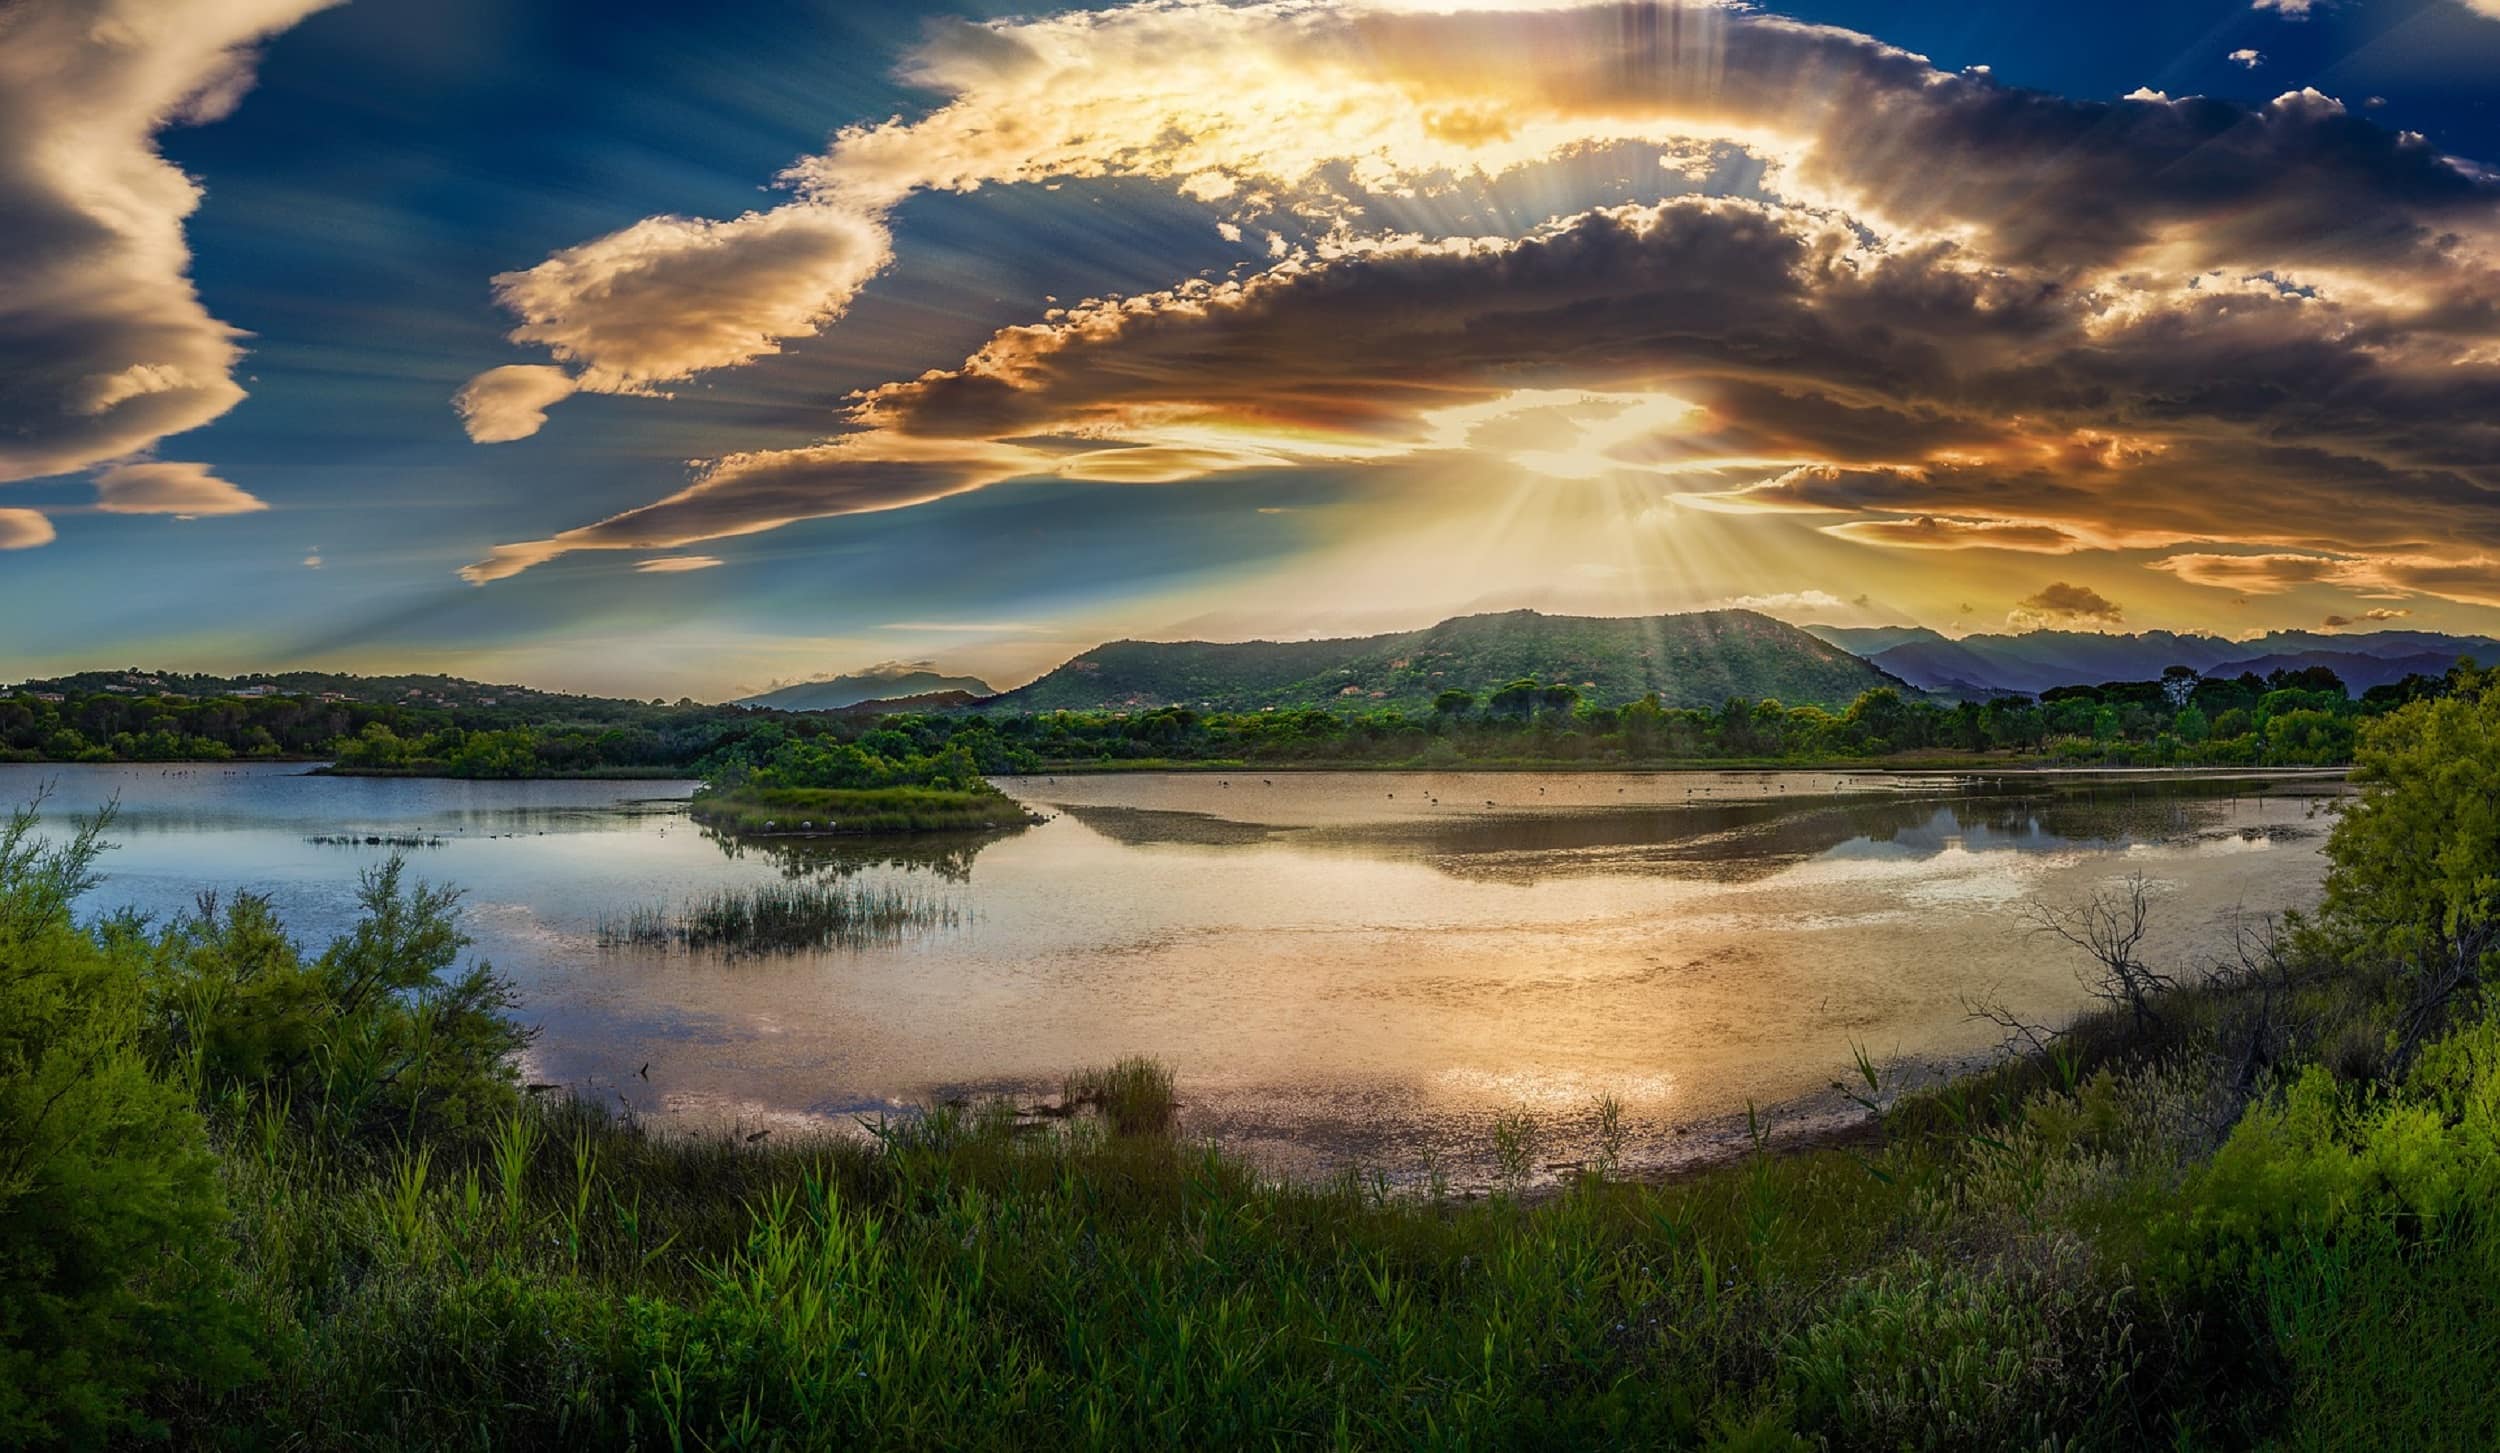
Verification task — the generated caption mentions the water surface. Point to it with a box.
[10,762,2344,1182]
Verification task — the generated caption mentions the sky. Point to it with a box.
[5,0,2500,700]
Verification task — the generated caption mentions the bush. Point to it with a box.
[149,858,531,1150]
[0,804,251,1446]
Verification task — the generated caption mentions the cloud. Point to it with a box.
[2252,0,2317,15]
[2147,551,2368,593]
[2323,613,2353,627]
[462,1,2500,438]
[634,555,725,573]
[1714,589,1852,614]
[302,551,322,568]
[458,1,2500,605]
[0,0,336,483]
[2228,48,2264,69]
[2013,582,2125,627]
[0,509,56,551]
[460,434,1029,582]
[451,206,892,438]
[454,365,579,444]
[2362,606,2413,620]
[92,459,268,516]
[1820,515,2089,554]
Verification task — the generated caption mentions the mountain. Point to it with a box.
[1802,625,2500,697]
[1802,625,1952,657]
[817,689,992,717]
[2205,648,2500,694]
[740,667,995,713]
[985,609,1907,713]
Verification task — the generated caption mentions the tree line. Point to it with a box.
[3,659,2470,780]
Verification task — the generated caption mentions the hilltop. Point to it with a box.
[739,665,995,713]
[985,609,1906,713]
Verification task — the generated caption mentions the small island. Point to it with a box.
[689,734,1040,836]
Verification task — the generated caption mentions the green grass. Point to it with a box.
[1061,1056,1179,1136]
[45,938,2500,1451]
[596,879,961,954]
[689,783,1039,835]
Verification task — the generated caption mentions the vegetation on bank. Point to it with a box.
[7,669,2500,1445]
[8,653,2467,782]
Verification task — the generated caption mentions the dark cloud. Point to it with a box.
[0,1,336,485]
[462,3,2500,592]
[2016,581,2126,625]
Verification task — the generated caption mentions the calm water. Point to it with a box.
[11,763,2345,1182]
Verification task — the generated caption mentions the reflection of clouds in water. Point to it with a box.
[15,761,2348,1186]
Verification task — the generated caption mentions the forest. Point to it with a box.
[1,659,2458,784]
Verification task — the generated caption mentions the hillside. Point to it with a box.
[7,666,603,710]
[1804,625,2500,697]
[987,609,1906,713]
[741,666,994,712]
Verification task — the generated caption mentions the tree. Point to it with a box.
[2160,664,2201,709]
[2028,872,2174,1031]
[2320,667,2500,1071]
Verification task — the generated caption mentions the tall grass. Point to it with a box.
[596,879,961,954]
[1060,1056,1178,1136]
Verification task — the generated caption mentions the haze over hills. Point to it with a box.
[738,664,995,713]
[984,609,1906,713]
[1804,626,2500,698]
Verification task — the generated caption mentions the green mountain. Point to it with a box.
[987,609,1907,713]
[740,667,995,712]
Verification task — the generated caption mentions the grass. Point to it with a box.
[689,783,1040,835]
[163,1017,2437,1451]
[1060,1056,1179,1136]
[53,936,2500,1450]
[596,879,961,953]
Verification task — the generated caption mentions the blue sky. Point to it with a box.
[6,0,2500,697]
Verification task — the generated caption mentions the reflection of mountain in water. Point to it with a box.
[1053,776,2343,886]
[701,826,999,884]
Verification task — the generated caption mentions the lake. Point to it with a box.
[10,762,2346,1183]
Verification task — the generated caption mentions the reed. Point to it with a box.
[1061,1056,1179,1136]
[596,878,960,953]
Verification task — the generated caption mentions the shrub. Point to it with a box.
[0,804,251,1446]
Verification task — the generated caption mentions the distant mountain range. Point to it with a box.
[1803,625,2500,697]
[739,666,995,713]
[983,609,1905,713]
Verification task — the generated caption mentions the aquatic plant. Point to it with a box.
[304,832,448,848]
[1060,1056,1178,1137]
[595,879,960,954]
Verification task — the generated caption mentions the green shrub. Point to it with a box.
[0,804,251,1446]
[1783,1251,2144,1449]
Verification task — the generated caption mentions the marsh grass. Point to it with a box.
[596,879,961,954]
[1059,1056,1178,1136]
[304,832,447,848]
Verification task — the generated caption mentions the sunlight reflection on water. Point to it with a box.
[12,761,2346,1184]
